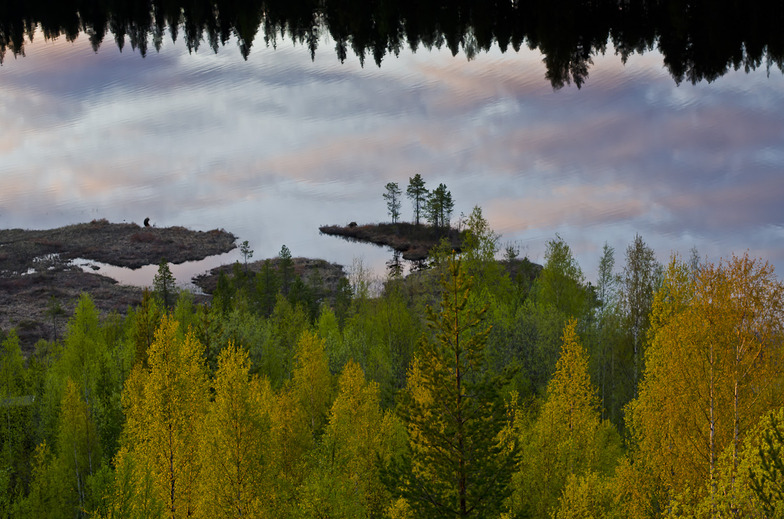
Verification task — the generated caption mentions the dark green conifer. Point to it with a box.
[279,245,294,296]
[390,255,515,518]
[255,259,280,317]
[152,259,177,310]
[406,174,428,225]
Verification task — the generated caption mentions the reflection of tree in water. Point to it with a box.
[386,250,403,278]
[409,258,429,273]
[384,250,431,277]
[0,0,782,87]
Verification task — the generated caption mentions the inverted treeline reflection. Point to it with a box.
[0,0,783,88]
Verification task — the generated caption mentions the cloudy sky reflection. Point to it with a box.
[1,30,782,285]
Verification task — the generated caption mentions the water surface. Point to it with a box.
[1,26,782,286]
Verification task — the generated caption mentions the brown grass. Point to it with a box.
[0,221,237,351]
[130,231,157,243]
[319,222,462,261]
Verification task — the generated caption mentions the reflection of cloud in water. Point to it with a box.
[0,32,783,280]
[658,176,784,233]
[72,250,241,291]
[487,183,648,234]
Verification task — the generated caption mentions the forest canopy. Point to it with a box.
[1,213,783,518]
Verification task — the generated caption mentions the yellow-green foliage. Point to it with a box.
[118,316,209,518]
[6,231,784,519]
[198,344,271,518]
[510,319,622,518]
[299,360,403,517]
[628,254,784,512]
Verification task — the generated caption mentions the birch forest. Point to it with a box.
[2,210,783,518]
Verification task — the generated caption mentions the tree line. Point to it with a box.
[1,0,783,88]
[1,209,784,518]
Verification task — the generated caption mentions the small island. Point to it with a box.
[194,256,345,295]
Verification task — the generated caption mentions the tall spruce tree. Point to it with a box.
[255,259,280,317]
[278,245,294,296]
[392,255,515,518]
[152,259,177,310]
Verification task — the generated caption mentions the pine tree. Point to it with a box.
[278,245,294,296]
[392,255,514,518]
[406,174,427,225]
[46,295,66,342]
[255,259,280,317]
[426,183,454,229]
[442,188,454,228]
[384,182,402,224]
[239,240,253,270]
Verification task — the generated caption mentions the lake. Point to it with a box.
[1,0,783,287]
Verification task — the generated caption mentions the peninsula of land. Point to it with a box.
[319,222,462,261]
[0,219,236,274]
[0,220,237,350]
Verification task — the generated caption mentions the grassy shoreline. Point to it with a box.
[0,220,237,351]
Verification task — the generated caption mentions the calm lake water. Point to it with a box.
[1,20,783,287]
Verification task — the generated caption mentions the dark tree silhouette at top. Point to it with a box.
[0,0,781,88]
